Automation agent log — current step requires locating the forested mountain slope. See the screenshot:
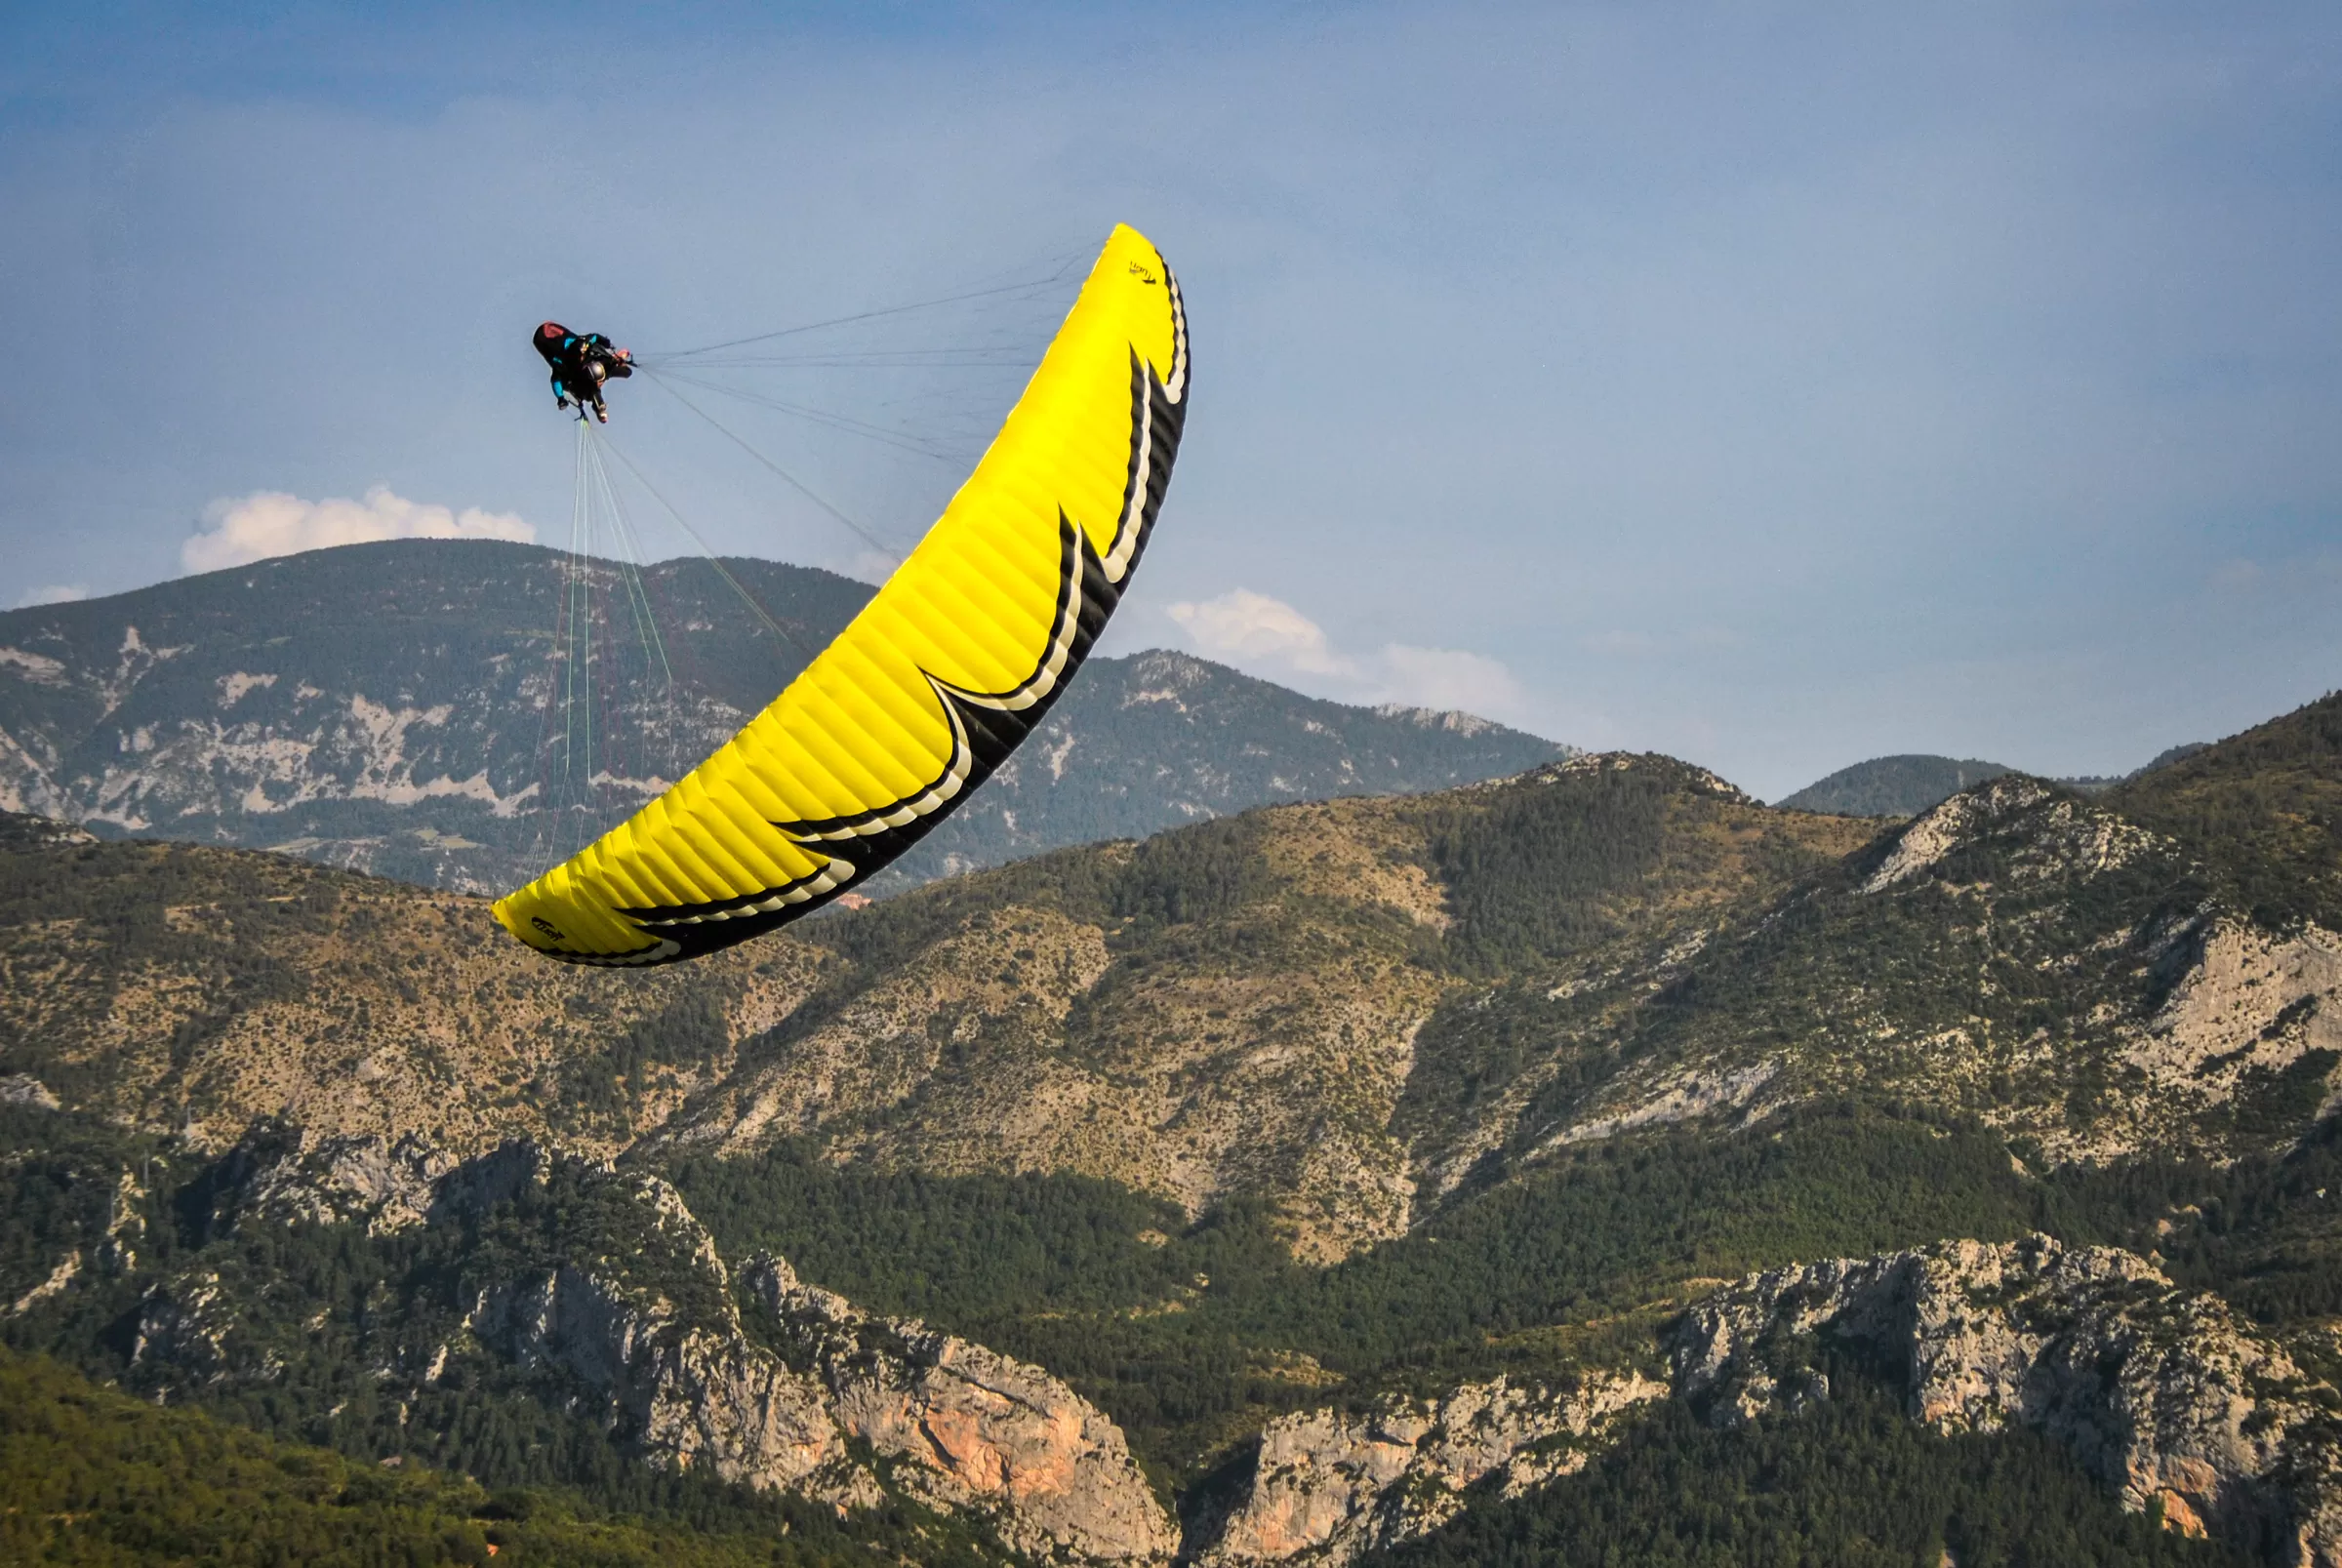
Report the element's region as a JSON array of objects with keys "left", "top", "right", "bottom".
[
  {"left": 0, "top": 810, "right": 814, "bottom": 1159},
  {"left": 4, "top": 689, "right": 2341, "bottom": 1564},
  {"left": 0, "top": 752, "right": 1871, "bottom": 1259},
  {"left": 651, "top": 755, "right": 1872, "bottom": 1262},
  {"left": 0, "top": 540, "right": 1562, "bottom": 894},
  {"left": 0, "top": 1348, "right": 937, "bottom": 1568},
  {"left": 2110, "top": 689, "right": 2342, "bottom": 934},
  {"left": 1779, "top": 743, "right": 2211, "bottom": 817},
  {"left": 1776, "top": 752, "right": 2020, "bottom": 815}
]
